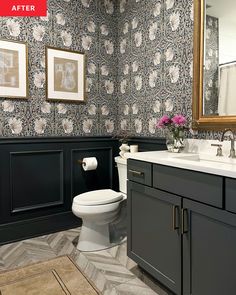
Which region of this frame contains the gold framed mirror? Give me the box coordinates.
[193,0,236,130]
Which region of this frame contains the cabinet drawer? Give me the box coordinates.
[153,164,223,208]
[127,159,152,186]
[225,178,236,213]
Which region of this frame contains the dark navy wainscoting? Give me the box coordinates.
[0,136,165,245]
[128,137,166,152]
[0,136,119,245]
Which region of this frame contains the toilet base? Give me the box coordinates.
[77,221,112,252]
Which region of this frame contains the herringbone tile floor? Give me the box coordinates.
[0,228,172,295]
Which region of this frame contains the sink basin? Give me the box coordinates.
[173,154,236,165]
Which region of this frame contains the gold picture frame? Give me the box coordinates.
[0,39,28,99]
[192,0,236,130]
[46,46,86,103]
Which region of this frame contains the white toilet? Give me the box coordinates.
[72,156,127,252]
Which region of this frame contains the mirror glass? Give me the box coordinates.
[203,0,236,116]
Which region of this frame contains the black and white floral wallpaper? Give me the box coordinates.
[204,15,219,115]
[116,0,194,137]
[0,0,118,136]
[0,0,220,139]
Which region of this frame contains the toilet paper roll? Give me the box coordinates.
[82,157,98,171]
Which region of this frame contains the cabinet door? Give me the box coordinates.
[127,181,182,295]
[183,199,236,295]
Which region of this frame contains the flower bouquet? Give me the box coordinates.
[156,114,188,152]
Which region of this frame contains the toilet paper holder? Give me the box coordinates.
[78,157,98,171]
[77,159,86,166]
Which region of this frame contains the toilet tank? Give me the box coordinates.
[115,156,127,194]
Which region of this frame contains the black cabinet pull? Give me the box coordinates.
[181,208,188,234]
[129,169,144,176]
[172,205,180,231]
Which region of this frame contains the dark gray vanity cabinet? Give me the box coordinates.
[183,199,236,295]
[127,159,236,295]
[128,181,182,295]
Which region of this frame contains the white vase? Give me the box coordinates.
[119,143,130,158]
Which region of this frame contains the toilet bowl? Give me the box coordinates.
[72,157,127,252]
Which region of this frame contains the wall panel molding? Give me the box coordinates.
[10,150,64,214]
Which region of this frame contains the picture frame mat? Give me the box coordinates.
[46,47,85,102]
[0,40,27,98]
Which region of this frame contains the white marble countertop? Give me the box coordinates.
[125,139,236,178]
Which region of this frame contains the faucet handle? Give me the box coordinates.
[211,144,223,157]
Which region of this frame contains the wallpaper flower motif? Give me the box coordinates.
[41,102,51,114]
[169,66,179,83]
[134,32,142,47]
[8,118,22,135]
[132,61,139,72]
[104,80,114,94]
[56,13,65,25]
[88,63,96,74]
[153,100,161,113]
[166,0,174,9]
[88,104,97,115]
[149,71,158,88]
[82,35,92,51]
[61,31,72,47]
[120,119,127,130]
[101,65,109,76]
[149,118,157,134]
[34,72,45,88]
[104,40,114,54]
[57,104,67,114]
[34,118,47,134]
[154,52,161,65]
[101,105,109,115]
[87,21,96,33]
[100,24,109,36]
[33,25,45,41]
[83,119,93,133]
[62,118,73,134]
[169,12,180,31]
[154,3,161,16]
[120,78,126,91]
[104,0,114,15]
[6,20,21,37]
[135,119,142,134]
[105,119,114,133]
[132,104,138,115]
[149,22,158,41]
[81,0,91,8]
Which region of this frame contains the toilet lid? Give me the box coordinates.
[73,189,123,206]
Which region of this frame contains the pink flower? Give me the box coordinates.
[156,115,171,128]
[171,114,187,126]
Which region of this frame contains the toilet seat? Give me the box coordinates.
[73,189,123,206]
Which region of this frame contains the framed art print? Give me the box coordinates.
[0,39,28,99]
[46,46,86,103]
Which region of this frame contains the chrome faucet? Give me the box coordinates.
[220,129,236,158]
